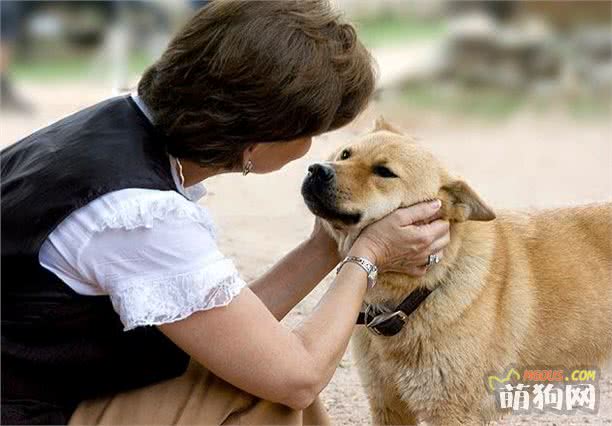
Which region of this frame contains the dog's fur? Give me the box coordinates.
[301,118,612,424]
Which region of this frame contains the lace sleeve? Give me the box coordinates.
[109,258,247,331]
[66,189,248,330]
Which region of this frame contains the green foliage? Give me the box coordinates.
[400,84,523,119]
[399,83,611,121]
[355,14,445,48]
[12,51,153,82]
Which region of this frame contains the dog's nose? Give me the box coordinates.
[307,163,335,182]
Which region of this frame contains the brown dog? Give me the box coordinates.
[301,118,612,424]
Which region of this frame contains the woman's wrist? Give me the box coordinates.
[347,241,379,266]
[308,228,341,264]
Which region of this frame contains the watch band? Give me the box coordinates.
[336,255,378,288]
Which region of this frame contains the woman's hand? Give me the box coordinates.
[351,200,450,277]
[309,218,341,263]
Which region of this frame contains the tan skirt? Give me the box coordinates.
[68,360,330,425]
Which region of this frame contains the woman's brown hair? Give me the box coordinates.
[138,0,375,170]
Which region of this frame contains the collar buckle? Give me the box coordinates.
[358,287,432,337]
[364,305,408,336]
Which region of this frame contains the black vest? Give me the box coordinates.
[1,96,191,425]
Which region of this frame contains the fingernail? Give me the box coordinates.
[429,199,441,210]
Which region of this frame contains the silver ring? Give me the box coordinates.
[426,253,440,268]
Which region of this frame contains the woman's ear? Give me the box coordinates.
[242,143,260,163]
[244,143,258,156]
[438,180,496,222]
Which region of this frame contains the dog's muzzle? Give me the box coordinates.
[301,163,361,225]
[306,163,335,184]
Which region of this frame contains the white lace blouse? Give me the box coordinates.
[38,95,247,331]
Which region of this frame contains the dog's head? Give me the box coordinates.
[301,117,495,249]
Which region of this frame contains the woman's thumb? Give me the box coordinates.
[396,200,441,226]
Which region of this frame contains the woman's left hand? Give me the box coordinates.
[353,201,450,277]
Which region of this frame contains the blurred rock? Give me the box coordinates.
[442,12,558,90]
[434,0,612,96]
[519,1,612,31]
[567,28,612,93]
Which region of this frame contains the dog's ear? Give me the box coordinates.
[438,180,496,222]
[373,116,402,134]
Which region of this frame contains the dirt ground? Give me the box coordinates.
[2,82,611,424]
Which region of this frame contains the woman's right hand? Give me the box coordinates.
[350,200,450,277]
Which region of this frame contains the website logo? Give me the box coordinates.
[485,366,599,414]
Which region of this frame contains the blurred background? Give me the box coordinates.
[2,0,611,119]
[1,1,611,424]
[2,1,611,121]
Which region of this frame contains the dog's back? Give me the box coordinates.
[490,203,612,367]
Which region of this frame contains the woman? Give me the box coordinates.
[1,1,450,424]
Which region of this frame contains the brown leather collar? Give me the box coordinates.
[356,287,432,336]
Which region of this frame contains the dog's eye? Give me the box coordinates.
[373,165,398,178]
[340,149,351,160]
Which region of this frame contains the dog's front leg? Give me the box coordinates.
[371,402,418,426]
[423,404,483,426]
[352,330,419,425]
